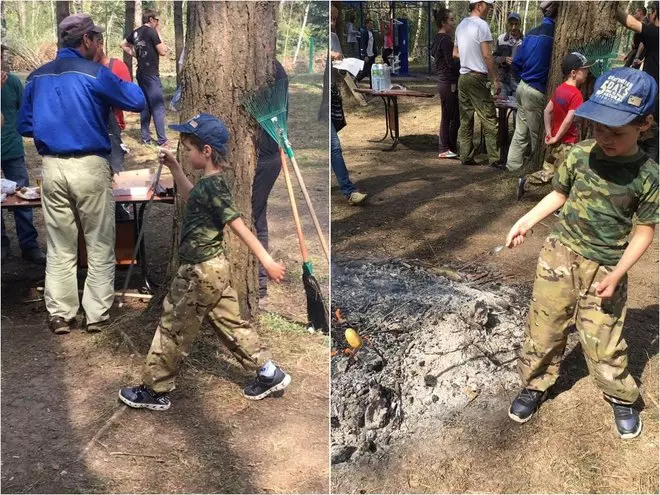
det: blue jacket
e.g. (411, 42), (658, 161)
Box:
(18, 48), (145, 156)
(512, 17), (555, 94)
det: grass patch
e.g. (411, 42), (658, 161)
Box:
(260, 312), (308, 335)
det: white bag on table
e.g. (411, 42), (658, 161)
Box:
(1, 178), (17, 195)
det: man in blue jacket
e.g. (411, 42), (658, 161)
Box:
(506, 1), (557, 172)
(17, 14), (146, 335)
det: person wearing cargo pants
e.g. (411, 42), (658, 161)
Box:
(41, 155), (116, 329)
(142, 255), (272, 394)
(518, 236), (638, 404)
(519, 142), (572, 193)
(457, 72), (500, 164)
(505, 79), (546, 171)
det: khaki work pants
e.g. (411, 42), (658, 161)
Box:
(142, 255), (271, 393)
(519, 237), (638, 404)
(42, 154), (115, 324)
(506, 80), (546, 171)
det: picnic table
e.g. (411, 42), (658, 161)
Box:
(355, 87), (435, 151)
(2, 168), (175, 292)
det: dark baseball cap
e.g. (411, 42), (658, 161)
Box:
(575, 67), (658, 127)
(59, 14), (104, 43)
(169, 113), (230, 154)
(507, 12), (521, 22)
(561, 52), (594, 75)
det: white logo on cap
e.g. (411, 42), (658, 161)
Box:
(594, 75), (633, 103)
(628, 95), (642, 107)
(189, 119), (198, 128)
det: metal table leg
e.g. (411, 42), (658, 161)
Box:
(384, 96), (400, 151)
(370, 96), (391, 142)
(136, 202), (156, 293)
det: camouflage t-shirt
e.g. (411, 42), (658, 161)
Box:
(553, 139), (659, 266)
(179, 174), (241, 264)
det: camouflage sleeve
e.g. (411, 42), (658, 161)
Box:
(635, 172), (659, 225)
(208, 177), (241, 226)
(552, 145), (577, 195)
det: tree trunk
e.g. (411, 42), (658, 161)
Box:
(124, 0), (135, 79)
(535, 1), (620, 163)
(18, 1), (26, 34)
(134, 0), (142, 30)
(523, 0), (530, 33)
(282, 1), (295, 65)
(174, 0), (184, 85)
(411, 5), (423, 59)
(293, 2), (310, 65)
(179, 1), (277, 321)
(56, 1), (71, 48)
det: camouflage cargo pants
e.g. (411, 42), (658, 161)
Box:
(519, 236), (638, 404)
(142, 255), (271, 393)
(524, 143), (573, 191)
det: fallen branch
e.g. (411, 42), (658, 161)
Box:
(76, 406), (127, 462)
(110, 451), (162, 459)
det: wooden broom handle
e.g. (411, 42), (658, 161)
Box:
(280, 148), (308, 262)
(287, 153), (330, 263)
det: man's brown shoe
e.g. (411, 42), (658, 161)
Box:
(49, 317), (72, 335)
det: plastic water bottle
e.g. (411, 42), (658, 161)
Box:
(371, 63), (381, 92)
(382, 64), (392, 91)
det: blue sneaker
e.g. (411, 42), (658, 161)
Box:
(608, 400), (642, 439)
(119, 385), (171, 411)
(508, 388), (548, 423)
(243, 366), (291, 400)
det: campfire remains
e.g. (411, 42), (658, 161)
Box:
(331, 260), (528, 464)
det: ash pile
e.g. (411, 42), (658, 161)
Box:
(331, 260), (527, 465)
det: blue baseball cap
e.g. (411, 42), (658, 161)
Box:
(507, 12), (521, 22)
(169, 113), (230, 154)
(575, 68), (658, 127)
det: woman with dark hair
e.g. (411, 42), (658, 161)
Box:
(430, 6), (460, 159)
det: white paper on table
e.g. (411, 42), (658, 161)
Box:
(332, 58), (364, 76)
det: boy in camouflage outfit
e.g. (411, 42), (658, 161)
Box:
(505, 68), (658, 439)
(517, 52), (592, 199)
(119, 114), (290, 410)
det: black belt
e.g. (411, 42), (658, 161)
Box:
(48, 151), (106, 159)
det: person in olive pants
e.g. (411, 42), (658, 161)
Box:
(458, 72), (499, 165)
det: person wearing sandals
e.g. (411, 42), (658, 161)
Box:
(431, 5), (460, 159)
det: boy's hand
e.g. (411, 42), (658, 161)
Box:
(505, 221), (531, 249)
(265, 260), (286, 283)
(596, 272), (621, 299)
(158, 147), (179, 170)
(505, 56), (513, 65)
(546, 135), (558, 145)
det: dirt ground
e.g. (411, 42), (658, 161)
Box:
(331, 81), (659, 493)
(1, 75), (330, 493)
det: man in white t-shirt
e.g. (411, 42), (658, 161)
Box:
(454, 0), (501, 167)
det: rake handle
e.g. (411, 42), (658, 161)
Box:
(287, 153), (330, 263)
(279, 148), (309, 262)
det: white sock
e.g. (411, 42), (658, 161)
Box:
(259, 360), (276, 378)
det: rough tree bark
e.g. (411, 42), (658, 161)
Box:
(56, 1), (71, 48)
(173, 0), (184, 85)
(535, 1), (620, 164)
(124, 0), (135, 79)
(178, 1), (278, 321)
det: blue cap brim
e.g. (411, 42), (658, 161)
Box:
(169, 122), (196, 133)
(575, 100), (637, 127)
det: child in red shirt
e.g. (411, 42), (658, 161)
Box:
(517, 52), (592, 199)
